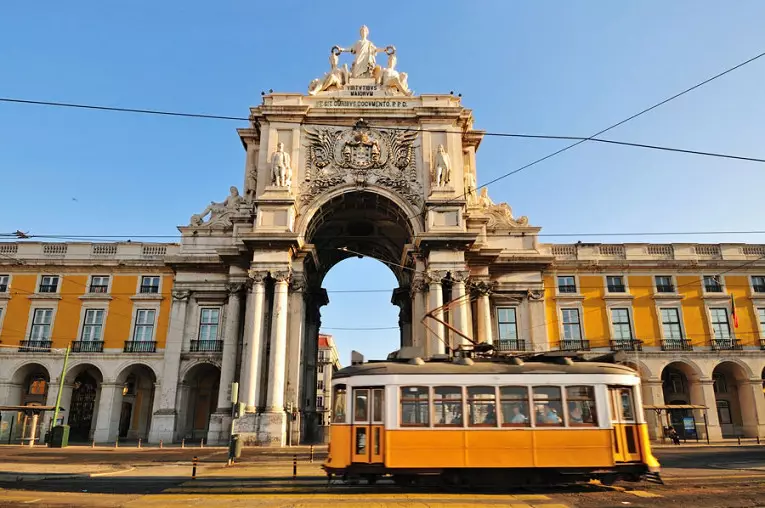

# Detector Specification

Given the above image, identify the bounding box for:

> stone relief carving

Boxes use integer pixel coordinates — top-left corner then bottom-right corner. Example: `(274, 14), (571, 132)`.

(470, 280), (494, 297)
(245, 166), (258, 201)
(301, 120), (422, 207)
(409, 277), (428, 295)
(450, 270), (470, 283)
(289, 275), (306, 293)
(527, 289), (544, 301)
(189, 186), (244, 228)
(471, 187), (529, 229)
(270, 142), (292, 188)
(432, 144), (451, 187)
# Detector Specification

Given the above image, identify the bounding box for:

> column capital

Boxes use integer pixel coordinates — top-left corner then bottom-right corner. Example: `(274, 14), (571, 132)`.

(226, 281), (247, 296)
(289, 274), (306, 292)
(272, 269), (292, 284)
(172, 290), (192, 301)
(410, 275), (428, 295)
(425, 270), (447, 284)
(470, 280), (494, 297)
(247, 269), (269, 284)
(450, 270), (470, 283)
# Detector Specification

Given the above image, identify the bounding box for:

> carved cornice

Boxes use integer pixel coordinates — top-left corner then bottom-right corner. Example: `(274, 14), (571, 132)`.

(470, 280), (494, 297)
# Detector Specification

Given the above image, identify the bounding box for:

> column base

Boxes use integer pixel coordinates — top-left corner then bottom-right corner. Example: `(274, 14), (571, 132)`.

(206, 413), (232, 446)
(148, 411), (177, 444)
(233, 411), (287, 447)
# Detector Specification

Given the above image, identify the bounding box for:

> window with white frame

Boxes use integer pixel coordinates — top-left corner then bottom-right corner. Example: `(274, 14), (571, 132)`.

(752, 276), (765, 293)
(557, 276), (577, 293)
(703, 275), (724, 293)
(655, 275), (674, 293)
(606, 275), (626, 293)
(89, 275), (110, 293)
(133, 309), (156, 341)
(39, 276), (59, 293)
(611, 308), (633, 341)
(497, 307), (519, 349)
(30, 309), (53, 340)
(660, 308), (683, 341)
(710, 308), (731, 342)
(317, 396), (324, 409)
(317, 380), (324, 390)
(561, 308), (582, 343)
(759, 308), (765, 337)
(198, 308), (220, 341)
(0, 275), (8, 292)
(81, 309), (105, 341)
(318, 364), (324, 374)
(139, 276), (160, 294)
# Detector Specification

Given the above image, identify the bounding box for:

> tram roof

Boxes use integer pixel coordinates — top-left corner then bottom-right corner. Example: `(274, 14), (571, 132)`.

(333, 358), (638, 379)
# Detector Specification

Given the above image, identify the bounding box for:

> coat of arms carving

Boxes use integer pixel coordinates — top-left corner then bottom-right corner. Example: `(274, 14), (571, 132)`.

(301, 120), (421, 207)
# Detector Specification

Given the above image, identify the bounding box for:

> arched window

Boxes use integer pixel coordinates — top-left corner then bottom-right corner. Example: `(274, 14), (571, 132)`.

(716, 400), (732, 425)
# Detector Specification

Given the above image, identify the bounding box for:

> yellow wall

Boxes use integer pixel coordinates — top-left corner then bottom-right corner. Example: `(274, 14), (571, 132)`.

(1, 274), (36, 344)
(580, 276), (607, 349)
(543, 274), (559, 345)
(629, 276), (660, 347)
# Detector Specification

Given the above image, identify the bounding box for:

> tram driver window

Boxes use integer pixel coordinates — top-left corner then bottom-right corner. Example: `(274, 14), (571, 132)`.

(434, 386), (463, 426)
(532, 387), (564, 426)
(566, 386), (597, 426)
(467, 386), (497, 427)
(500, 386), (530, 427)
(332, 384), (347, 423)
(400, 386), (429, 426)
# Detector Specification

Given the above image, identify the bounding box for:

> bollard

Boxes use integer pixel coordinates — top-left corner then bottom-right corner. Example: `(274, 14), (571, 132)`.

(91, 439), (95, 448)
(757, 436), (761, 445)
(137, 438), (142, 449)
(159, 439), (163, 449)
(181, 438), (185, 449)
(192, 456), (198, 480)
(738, 436), (742, 445)
(292, 454), (297, 480)
(200, 438), (204, 448)
(310, 444), (314, 463)
(114, 437), (119, 449)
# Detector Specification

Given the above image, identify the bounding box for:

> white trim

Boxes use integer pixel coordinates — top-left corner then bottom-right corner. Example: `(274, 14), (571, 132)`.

(136, 274), (162, 296)
(749, 274), (765, 298)
(495, 306), (521, 348)
(0, 273), (11, 299)
(554, 273), (582, 299)
(701, 274), (727, 298)
(652, 273), (682, 299)
(197, 306), (222, 341)
(87, 274), (112, 295)
(76, 301), (109, 342)
(656, 305), (686, 343)
(603, 273), (630, 296)
(606, 306), (636, 342)
(128, 303), (161, 344)
(557, 302), (585, 347)
(24, 303), (59, 342)
(704, 304), (736, 346)
(0, 303), (6, 335)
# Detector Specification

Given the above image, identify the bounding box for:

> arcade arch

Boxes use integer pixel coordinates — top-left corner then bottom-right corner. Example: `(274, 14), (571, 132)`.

(178, 362), (220, 442)
(65, 363), (103, 442)
(113, 364), (157, 440)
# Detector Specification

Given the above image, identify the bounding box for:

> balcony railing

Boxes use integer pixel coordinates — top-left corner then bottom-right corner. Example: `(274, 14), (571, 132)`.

(19, 340), (52, 352)
(559, 339), (590, 351)
(89, 285), (109, 294)
(704, 283), (723, 293)
(38, 284), (58, 293)
(656, 285), (675, 293)
(607, 284), (626, 293)
(139, 285), (159, 294)
(495, 339), (527, 352)
(124, 340), (157, 353)
(610, 339), (643, 351)
(760, 339), (765, 351)
(0, 284), (8, 292)
(753, 285), (765, 293)
(710, 338), (742, 351)
(72, 340), (104, 353)
(661, 338), (693, 351)
(558, 285), (577, 294)
(190, 339), (223, 352)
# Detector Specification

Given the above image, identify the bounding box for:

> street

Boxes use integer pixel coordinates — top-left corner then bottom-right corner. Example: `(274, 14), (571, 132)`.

(0, 445), (764, 507)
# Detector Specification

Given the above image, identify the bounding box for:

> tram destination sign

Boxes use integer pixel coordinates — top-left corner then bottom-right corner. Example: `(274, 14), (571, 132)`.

(315, 98), (412, 109)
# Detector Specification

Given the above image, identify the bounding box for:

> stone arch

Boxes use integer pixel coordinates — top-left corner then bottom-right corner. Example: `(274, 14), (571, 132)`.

(65, 362), (105, 384)
(623, 360), (653, 379)
(711, 361), (753, 438)
(64, 362), (104, 441)
(7, 362), (51, 406)
(112, 363), (158, 441)
(659, 360), (705, 439)
(177, 362), (221, 442)
(179, 359), (221, 383)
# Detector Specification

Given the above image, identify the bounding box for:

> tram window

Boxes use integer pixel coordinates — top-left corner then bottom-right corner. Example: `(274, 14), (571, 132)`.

(532, 387), (564, 426)
(400, 386), (429, 426)
(332, 384), (347, 423)
(500, 386), (530, 426)
(566, 386), (597, 426)
(434, 386), (464, 426)
(372, 389), (384, 423)
(354, 390), (370, 422)
(619, 389), (635, 421)
(467, 386), (497, 427)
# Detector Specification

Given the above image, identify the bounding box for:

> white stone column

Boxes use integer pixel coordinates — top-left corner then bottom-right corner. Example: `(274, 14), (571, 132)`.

(93, 383), (122, 443)
(409, 275), (428, 353)
(242, 271), (267, 411)
(148, 290), (190, 443)
(216, 283), (243, 411)
(426, 271), (446, 355)
(473, 283), (493, 345)
(267, 271), (290, 411)
(451, 272), (471, 347)
(285, 274), (306, 446)
(739, 379), (765, 438)
(690, 379), (722, 441)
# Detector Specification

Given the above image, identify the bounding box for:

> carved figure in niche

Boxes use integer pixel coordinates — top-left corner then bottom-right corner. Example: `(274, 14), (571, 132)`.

(334, 25), (389, 78)
(271, 142), (292, 187)
(245, 166), (257, 200)
(374, 53), (412, 96)
(308, 51), (350, 95)
(432, 144), (451, 187)
(189, 186), (243, 227)
(464, 169), (477, 204)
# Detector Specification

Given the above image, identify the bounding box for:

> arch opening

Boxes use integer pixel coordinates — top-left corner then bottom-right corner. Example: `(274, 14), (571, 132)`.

(712, 361), (750, 438)
(660, 361), (702, 439)
(179, 363), (220, 442)
(113, 364), (157, 441)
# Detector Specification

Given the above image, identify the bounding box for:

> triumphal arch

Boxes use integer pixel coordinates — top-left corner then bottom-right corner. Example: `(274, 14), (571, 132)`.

(152, 26), (544, 446)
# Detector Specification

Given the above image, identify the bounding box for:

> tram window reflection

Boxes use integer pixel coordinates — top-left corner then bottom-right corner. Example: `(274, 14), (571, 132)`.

(467, 386), (497, 427)
(566, 386), (597, 426)
(332, 384), (347, 423)
(434, 386), (463, 426)
(500, 386), (530, 427)
(532, 386), (564, 426)
(400, 386), (429, 426)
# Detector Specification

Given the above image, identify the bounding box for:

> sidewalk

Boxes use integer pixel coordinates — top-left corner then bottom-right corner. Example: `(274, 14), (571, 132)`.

(652, 438), (764, 448)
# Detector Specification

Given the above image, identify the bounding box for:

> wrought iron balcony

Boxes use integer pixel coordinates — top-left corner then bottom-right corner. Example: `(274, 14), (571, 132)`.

(19, 340), (52, 352)
(123, 340), (157, 353)
(558, 285), (577, 294)
(88, 285), (109, 294)
(610, 339), (643, 351)
(38, 284), (58, 293)
(190, 339), (223, 352)
(607, 284), (626, 293)
(656, 285), (675, 293)
(0, 284), (7, 292)
(760, 339), (765, 350)
(139, 285), (159, 294)
(753, 285), (765, 293)
(710, 338), (742, 351)
(495, 339), (527, 352)
(559, 339), (590, 351)
(661, 338), (693, 351)
(71, 340), (104, 353)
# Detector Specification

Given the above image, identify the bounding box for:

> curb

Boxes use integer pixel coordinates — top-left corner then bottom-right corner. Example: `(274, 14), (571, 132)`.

(0, 466), (135, 482)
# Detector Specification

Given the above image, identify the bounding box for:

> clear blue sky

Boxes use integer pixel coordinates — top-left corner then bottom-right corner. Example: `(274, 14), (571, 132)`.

(2, 2), (764, 364)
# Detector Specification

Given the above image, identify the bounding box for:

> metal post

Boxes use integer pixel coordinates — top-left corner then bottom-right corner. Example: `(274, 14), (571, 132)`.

(91, 438), (95, 448)
(292, 454), (297, 480)
(114, 437), (119, 448)
(310, 444), (314, 463)
(181, 438), (185, 448)
(200, 438), (204, 448)
(703, 411), (710, 445)
(738, 436), (741, 446)
(159, 439), (163, 449)
(137, 438), (142, 449)
(228, 382), (238, 467)
(51, 344), (72, 430)
(192, 456), (198, 480)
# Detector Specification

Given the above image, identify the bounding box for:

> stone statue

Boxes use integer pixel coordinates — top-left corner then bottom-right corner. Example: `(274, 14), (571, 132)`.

(245, 166), (257, 200)
(375, 53), (411, 96)
(308, 51), (350, 95)
(335, 25), (388, 78)
(433, 145), (451, 187)
(464, 169), (477, 204)
(477, 187), (495, 208)
(271, 142), (292, 187)
(189, 186), (243, 227)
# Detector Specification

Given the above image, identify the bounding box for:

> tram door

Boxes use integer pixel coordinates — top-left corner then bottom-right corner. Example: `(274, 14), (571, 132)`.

(608, 386), (642, 463)
(350, 387), (385, 464)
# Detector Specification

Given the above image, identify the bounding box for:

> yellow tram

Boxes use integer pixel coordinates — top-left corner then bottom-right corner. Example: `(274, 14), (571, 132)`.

(323, 354), (661, 487)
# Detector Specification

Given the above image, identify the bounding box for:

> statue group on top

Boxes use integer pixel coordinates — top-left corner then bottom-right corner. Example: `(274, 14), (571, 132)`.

(308, 26), (412, 96)
(189, 186), (244, 227)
